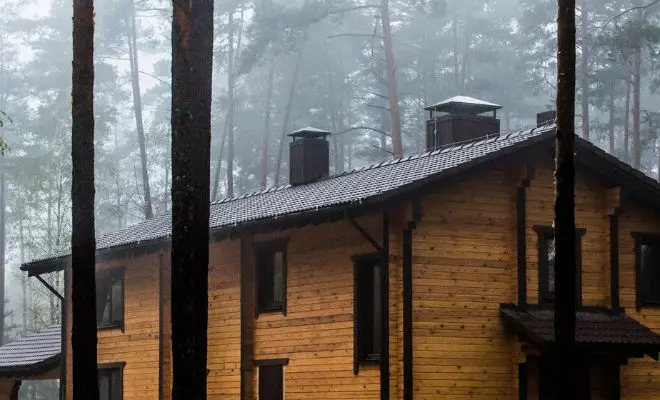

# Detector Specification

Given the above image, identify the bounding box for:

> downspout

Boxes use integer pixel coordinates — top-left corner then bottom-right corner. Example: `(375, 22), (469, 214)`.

(33, 273), (65, 400)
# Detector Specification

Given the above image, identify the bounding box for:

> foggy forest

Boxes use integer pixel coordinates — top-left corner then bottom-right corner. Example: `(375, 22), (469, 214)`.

(0, 0), (659, 396)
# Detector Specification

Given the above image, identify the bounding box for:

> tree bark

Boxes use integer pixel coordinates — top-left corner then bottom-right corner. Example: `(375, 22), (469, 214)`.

(170, 0), (213, 396)
(211, 116), (229, 201)
(226, 9), (236, 197)
(71, 0), (99, 396)
(380, 0), (404, 157)
(555, 0), (578, 399)
(632, 43), (642, 169)
(625, 78), (631, 161)
(608, 89), (616, 154)
(274, 41), (305, 186)
(580, 0), (589, 140)
(127, 0), (153, 219)
(0, 154), (5, 345)
(259, 57), (276, 190)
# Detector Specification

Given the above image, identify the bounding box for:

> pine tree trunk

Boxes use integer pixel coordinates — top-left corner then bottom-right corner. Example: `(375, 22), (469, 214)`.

(71, 0), (99, 396)
(259, 57), (276, 190)
(211, 116), (229, 201)
(381, 0), (403, 157)
(170, 0), (213, 396)
(0, 154), (5, 345)
(274, 41), (305, 186)
(625, 78), (631, 161)
(127, 0), (153, 219)
(453, 18), (460, 93)
(632, 44), (642, 169)
(608, 90), (615, 154)
(20, 217), (26, 336)
(226, 10), (236, 197)
(555, 0), (578, 399)
(580, 0), (589, 140)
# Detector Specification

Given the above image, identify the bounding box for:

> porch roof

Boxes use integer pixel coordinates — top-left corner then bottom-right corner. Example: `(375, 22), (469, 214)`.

(0, 325), (61, 378)
(500, 304), (660, 359)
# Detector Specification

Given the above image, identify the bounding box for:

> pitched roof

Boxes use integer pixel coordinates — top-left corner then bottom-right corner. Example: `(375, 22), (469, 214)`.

(22, 123), (660, 273)
(23, 126), (552, 270)
(501, 304), (660, 357)
(0, 325), (61, 377)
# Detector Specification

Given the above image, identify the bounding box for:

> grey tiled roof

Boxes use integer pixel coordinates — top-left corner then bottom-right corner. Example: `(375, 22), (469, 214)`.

(501, 305), (660, 348)
(0, 325), (61, 375)
(25, 126), (554, 267)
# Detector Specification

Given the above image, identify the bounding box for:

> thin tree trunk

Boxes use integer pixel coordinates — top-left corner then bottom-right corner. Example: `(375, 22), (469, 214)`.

(580, 0), (589, 140)
(170, 0), (213, 396)
(657, 138), (660, 182)
(211, 116), (229, 201)
(20, 216), (26, 336)
(381, 0), (403, 157)
(453, 18), (460, 93)
(0, 155), (5, 345)
(259, 57), (276, 190)
(632, 43), (642, 169)
(226, 9), (236, 197)
(127, 0), (153, 219)
(625, 78), (631, 161)
(71, 0), (99, 396)
(274, 40), (305, 186)
(555, 1), (578, 399)
(608, 89), (616, 154)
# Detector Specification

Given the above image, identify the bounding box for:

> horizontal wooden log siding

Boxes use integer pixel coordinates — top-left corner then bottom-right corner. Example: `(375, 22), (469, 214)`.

(250, 215), (393, 400)
(412, 165), (519, 400)
(60, 149), (660, 400)
(618, 201), (660, 399)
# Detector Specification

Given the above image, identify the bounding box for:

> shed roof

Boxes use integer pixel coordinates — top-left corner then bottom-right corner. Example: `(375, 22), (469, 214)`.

(501, 304), (660, 358)
(0, 325), (61, 378)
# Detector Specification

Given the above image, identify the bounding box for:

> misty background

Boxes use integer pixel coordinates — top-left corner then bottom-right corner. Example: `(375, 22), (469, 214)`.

(1, 0), (660, 394)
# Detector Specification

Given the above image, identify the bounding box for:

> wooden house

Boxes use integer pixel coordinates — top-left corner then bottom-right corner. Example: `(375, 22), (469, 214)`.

(10, 96), (660, 400)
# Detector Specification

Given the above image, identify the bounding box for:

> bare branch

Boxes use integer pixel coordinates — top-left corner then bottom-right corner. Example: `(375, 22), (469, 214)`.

(337, 126), (391, 137)
(368, 144), (394, 156)
(327, 33), (384, 40)
(139, 70), (171, 87)
(602, 0), (660, 29)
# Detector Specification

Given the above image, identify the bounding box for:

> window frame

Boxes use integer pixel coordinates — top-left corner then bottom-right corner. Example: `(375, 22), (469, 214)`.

(534, 226), (584, 307)
(633, 232), (660, 310)
(96, 267), (125, 331)
(255, 358), (288, 400)
(352, 252), (384, 374)
(255, 239), (289, 317)
(97, 362), (125, 400)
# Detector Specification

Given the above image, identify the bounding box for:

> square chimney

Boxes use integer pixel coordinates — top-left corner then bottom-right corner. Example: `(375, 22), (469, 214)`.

(424, 96), (502, 151)
(288, 127), (331, 186)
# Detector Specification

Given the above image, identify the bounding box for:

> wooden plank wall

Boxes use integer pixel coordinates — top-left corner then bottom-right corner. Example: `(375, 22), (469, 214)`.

(412, 165), (519, 400)
(248, 216), (389, 400)
(64, 253), (162, 400)
(524, 154), (609, 308)
(619, 201), (660, 399)
(207, 240), (242, 398)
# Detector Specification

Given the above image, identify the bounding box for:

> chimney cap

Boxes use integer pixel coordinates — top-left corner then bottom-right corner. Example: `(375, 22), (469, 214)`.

(288, 126), (331, 139)
(424, 96), (502, 115)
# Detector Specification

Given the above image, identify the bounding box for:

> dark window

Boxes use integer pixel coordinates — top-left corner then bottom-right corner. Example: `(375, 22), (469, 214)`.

(96, 268), (124, 330)
(98, 366), (122, 400)
(535, 227), (583, 306)
(635, 234), (660, 308)
(258, 363), (284, 400)
(256, 240), (287, 315)
(355, 255), (383, 364)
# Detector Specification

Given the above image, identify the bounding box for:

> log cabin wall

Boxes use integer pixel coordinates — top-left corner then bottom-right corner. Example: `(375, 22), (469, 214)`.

(411, 162), (520, 400)
(64, 252), (162, 400)
(619, 201), (660, 399)
(245, 214), (402, 400)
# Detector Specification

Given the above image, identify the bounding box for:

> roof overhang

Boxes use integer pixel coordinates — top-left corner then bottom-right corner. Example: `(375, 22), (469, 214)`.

(501, 304), (660, 360)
